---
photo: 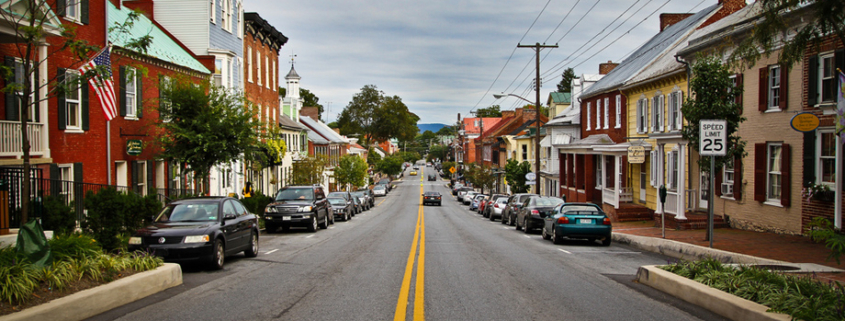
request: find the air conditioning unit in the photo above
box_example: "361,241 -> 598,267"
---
721,183 -> 733,196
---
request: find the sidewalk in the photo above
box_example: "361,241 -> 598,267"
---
614,220 -> 845,283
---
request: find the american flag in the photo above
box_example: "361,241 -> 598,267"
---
78,47 -> 117,121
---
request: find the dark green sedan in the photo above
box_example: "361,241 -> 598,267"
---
540,203 -> 612,246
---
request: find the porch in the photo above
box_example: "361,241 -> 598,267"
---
0,120 -> 45,158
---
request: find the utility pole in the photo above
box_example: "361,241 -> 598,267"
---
518,42 -> 558,194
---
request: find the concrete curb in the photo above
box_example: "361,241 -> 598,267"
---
613,232 -> 787,265
0,263 -> 182,321
636,265 -> 791,321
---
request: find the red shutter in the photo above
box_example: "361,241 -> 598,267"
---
758,67 -> 768,112
754,143 -> 766,202
735,73 -> 743,107
778,64 -> 788,110
733,155 -> 742,201
715,165 -> 723,197
781,144 -> 790,207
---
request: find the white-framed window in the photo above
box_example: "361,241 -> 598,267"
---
214,58 -> 224,87
767,143 -> 783,201
603,97 -> 609,129
596,155 -> 603,189
65,0 -> 81,22
257,51 -> 262,86
818,130 -> 836,186
125,67 -> 137,118
237,1 -> 244,38
136,162 -> 147,196
59,164 -> 74,201
238,57 -> 244,89
210,0 -> 216,23
272,60 -> 276,90
247,47 -> 253,83
160,76 -> 172,122
637,97 -> 648,133
819,52 -> 836,103
649,150 -> 657,187
768,65 -> 781,110
668,91 -> 682,131
723,159 -> 734,185
265,55 -> 270,89
667,149 -> 678,190
651,94 -> 664,132
596,99 -> 601,129
615,95 -> 621,128
65,70 -> 82,130
586,102 -> 592,130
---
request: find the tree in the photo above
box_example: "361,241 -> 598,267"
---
335,155 -> 368,190
327,121 -> 339,129
337,85 -> 381,145
680,55 -> 747,171
399,151 -> 422,164
728,0 -> 845,70
156,79 -> 263,191
441,161 -> 456,179
504,159 -> 531,194
0,4 -> 150,224
373,95 -> 419,142
465,164 -> 497,194
556,67 -> 577,93
367,148 -> 382,166
474,105 -> 502,118
376,155 -> 404,178
428,145 -> 449,162
279,87 -> 325,120
337,85 -> 419,146
287,155 -> 328,186
436,126 -> 455,136
416,130 -> 437,144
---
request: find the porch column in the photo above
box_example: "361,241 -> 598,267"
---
39,42 -> 50,158
676,143 -> 687,220
614,154 -> 621,209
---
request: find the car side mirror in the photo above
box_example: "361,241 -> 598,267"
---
223,213 -> 237,221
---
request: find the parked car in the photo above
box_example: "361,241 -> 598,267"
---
487,197 -> 510,221
328,197 -> 353,221
351,195 -> 364,214
328,191 -> 358,216
462,191 -> 478,205
451,183 -> 464,195
264,185 -> 332,233
357,188 -> 375,207
501,193 -> 539,226
469,194 -> 487,211
482,194 -> 508,218
351,191 -> 371,210
373,185 -> 387,197
377,178 -> 392,192
456,188 -> 471,200
515,196 -> 565,233
422,191 -> 442,206
128,197 -> 259,270
541,202 -> 612,246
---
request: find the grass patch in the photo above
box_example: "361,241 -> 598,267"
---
663,258 -> 845,321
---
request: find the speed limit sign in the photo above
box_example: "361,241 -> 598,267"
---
700,120 -> 727,156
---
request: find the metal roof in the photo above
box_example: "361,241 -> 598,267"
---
306,129 -> 329,144
285,65 -> 300,79
549,92 -> 571,104
107,1 -> 209,74
300,116 -> 348,144
278,114 -> 307,131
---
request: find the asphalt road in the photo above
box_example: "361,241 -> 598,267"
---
89,166 -> 727,321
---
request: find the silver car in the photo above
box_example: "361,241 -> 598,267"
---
463,191 -> 478,205
488,197 -> 509,220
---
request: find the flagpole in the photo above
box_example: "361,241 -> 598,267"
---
106,44 -> 113,186
836,68 -> 844,229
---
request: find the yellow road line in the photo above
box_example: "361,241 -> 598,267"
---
414,202 -> 425,320
393,179 -> 426,321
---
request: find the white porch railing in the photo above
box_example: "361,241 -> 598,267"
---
619,187 -> 633,203
602,188 -> 617,208
0,120 -> 44,157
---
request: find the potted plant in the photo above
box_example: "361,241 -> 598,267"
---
804,182 -> 834,202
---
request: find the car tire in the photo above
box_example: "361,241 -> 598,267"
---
542,227 -> 551,240
501,213 -> 508,224
489,213 -> 495,221
211,239 -> 225,270
308,217 -> 318,232
523,219 -> 531,234
244,231 -> 259,257
346,211 -> 351,221
601,237 -> 611,246
552,228 -> 563,245
329,209 -> 335,224
319,213 -> 329,229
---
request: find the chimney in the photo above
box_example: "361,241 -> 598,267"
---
659,13 -> 693,32
301,107 -> 320,120
599,61 -> 618,75
699,0 -> 747,29
123,0 -> 155,20
333,128 -> 341,134
501,110 -> 515,119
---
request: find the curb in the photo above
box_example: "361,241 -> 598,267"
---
0,263 -> 183,321
636,265 -> 791,321
613,232 -> 786,265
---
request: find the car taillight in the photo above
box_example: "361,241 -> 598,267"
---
494,204 -> 500,208
531,210 -> 539,215
557,217 -> 570,224
603,218 -> 611,225
436,197 -> 441,200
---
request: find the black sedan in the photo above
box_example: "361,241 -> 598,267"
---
329,197 -> 352,221
515,196 -> 565,233
422,191 -> 442,206
128,197 -> 259,270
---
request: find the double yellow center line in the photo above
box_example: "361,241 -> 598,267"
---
393,169 -> 426,321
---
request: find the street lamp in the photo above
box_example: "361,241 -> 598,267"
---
493,93 -> 541,193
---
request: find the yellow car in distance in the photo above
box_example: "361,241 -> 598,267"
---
410,171 -> 418,176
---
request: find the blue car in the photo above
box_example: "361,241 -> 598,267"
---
540,203 -> 612,246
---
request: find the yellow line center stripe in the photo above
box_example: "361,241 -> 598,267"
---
394,168 -> 426,321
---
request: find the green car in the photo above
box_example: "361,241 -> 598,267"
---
540,203 -> 612,246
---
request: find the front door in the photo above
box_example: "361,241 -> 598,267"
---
699,171 -> 709,209
640,170 -> 646,202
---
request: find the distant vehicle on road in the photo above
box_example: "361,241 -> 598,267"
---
373,185 -> 387,196
410,171 -> 418,176
422,191 -> 442,206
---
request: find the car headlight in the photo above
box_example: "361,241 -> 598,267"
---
265,206 -> 278,213
298,206 -> 313,212
128,237 -> 142,245
184,235 -> 210,243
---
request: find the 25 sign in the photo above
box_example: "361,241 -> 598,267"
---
699,120 -> 727,156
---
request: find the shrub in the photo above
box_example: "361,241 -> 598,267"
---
82,188 -> 162,252
806,217 -> 845,264
240,191 -> 273,215
40,195 -> 77,236
48,233 -> 101,261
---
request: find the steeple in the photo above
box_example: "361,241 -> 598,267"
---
286,54 -> 300,101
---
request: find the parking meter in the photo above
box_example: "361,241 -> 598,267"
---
659,185 -> 667,238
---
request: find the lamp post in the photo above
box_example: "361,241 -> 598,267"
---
493,93 -> 541,193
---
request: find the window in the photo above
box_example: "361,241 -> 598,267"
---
667,150 -> 678,190
65,71 -> 81,130
767,144 -> 782,201
60,165 -> 73,201
237,57 -> 244,89
134,161 -> 147,196
595,99 -> 601,129
636,98 -> 648,133
265,55 -> 270,89
667,91 -> 682,131
586,102 -> 591,130
649,150 -> 657,187
522,145 -> 528,161
603,97 -> 609,129
247,47 -> 253,83
214,58 -> 224,87
596,156 -> 603,189
272,60 -> 276,90
820,53 -> 836,103
768,65 -> 780,109
818,130 -> 836,186
210,0 -> 216,23
651,94 -> 663,132
723,159 -> 734,185
257,51 -> 262,86
222,0 -> 231,31
615,95 -> 621,128
237,2 -> 244,38
66,0 -> 80,22
124,67 -> 137,118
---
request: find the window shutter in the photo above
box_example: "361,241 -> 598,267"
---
73,163 -> 83,183
81,0 -> 89,24
758,67 -> 768,112
136,72 -> 143,118
81,79 -> 89,131
715,165 -> 723,197
131,161 -> 138,190
677,91 -> 684,131
778,64 -> 788,110
735,73 -> 743,107
781,144 -> 791,207
119,66 -> 126,116
636,100 -> 642,133
808,55 -> 819,107
147,160 -> 154,194
49,164 -> 61,197
57,68 -> 66,130
803,131 -> 816,187
57,0 -> 66,16
754,143 -> 766,202
734,155 -> 742,201
659,95 -> 665,132
49,164 -> 60,180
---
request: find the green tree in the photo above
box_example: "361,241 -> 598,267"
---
504,159 -> 531,194
156,79 -> 262,192
335,155 -> 368,190
728,0 -> 845,70
556,68 -> 577,93
464,164 -> 497,194
337,85 -> 419,146
436,126 -> 455,136
441,161 -> 456,179
416,130 -> 437,144
287,155 -> 328,186
367,148 -> 382,166
680,55 -> 747,171
373,95 -> 419,142
399,151 -> 422,164
428,145 -> 449,162
376,155 -> 405,178
474,105 -> 502,118
327,121 -> 339,129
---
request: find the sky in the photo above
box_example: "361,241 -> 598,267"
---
246,0 -> 731,126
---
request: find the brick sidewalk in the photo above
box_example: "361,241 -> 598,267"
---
614,220 -> 845,284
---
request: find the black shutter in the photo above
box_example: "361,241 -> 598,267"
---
119,66 -> 126,117
49,164 -> 61,198
136,72 -> 143,118
57,68 -> 66,130
808,55 -> 818,107
758,67 -> 768,112
57,0 -> 66,16
147,160 -> 154,193
4,57 -> 15,120
837,49 -> 845,74
754,143 -> 766,202
779,64 -> 788,110
131,161 -> 138,191
781,144 -> 791,207
73,163 -> 82,183
80,0 -> 89,24
803,131 -> 816,187
81,79 -> 89,130
734,155 -> 742,201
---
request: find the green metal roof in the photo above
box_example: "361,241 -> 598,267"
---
549,92 -> 571,104
107,2 -> 209,74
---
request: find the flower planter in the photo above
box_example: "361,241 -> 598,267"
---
812,190 -> 835,202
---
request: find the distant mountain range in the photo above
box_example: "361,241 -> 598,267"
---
417,123 -> 448,133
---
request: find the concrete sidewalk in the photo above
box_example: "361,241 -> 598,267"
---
613,220 -> 845,283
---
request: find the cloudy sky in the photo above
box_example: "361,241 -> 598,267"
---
246,0 -> 725,125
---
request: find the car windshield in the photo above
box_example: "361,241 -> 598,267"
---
424,192 -> 440,196
328,192 -> 348,200
351,192 -> 365,197
475,195 -> 487,200
533,198 -> 564,207
496,198 -> 509,204
328,198 -> 346,206
275,188 -> 315,201
561,205 -> 601,215
156,203 -> 219,222
374,186 -> 385,190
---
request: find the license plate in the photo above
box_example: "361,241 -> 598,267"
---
579,219 -> 592,224
282,216 -> 291,221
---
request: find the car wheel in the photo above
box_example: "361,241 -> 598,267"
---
501,213 -> 508,224
346,211 -> 351,221
244,231 -> 259,257
601,237 -> 611,246
515,217 -> 522,230
211,239 -> 225,270
319,213 -> 329,229
489,212 -> 495,221
329,210 -> 335,224
308,217 -> 318,232
523,219 -> 531,234
542,227 -> 551,240
552,228 -> 563,245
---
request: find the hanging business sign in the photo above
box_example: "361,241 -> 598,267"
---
126,140 -> 143,156
627,146 -> 645,164
790,112 -> 820,132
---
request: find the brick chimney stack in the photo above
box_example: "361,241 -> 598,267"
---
699,0 -> 747,29
501,110 -> 515,119
599,61 -> 618,75
301,107 -> 320,120
659,13 -> 693,32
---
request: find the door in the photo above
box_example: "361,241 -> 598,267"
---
699,172 -> 709,209
222,200 -> 246,251
640,171 -> 646,202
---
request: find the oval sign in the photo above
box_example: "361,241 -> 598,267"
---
790,112 -> 820,132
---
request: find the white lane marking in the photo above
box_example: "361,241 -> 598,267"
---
570,251 -> 641,254
306,235 -> 316,238
264,249 -> 278,255
558,249 -> 572,254
523,235 -> 532,238
503,227 -> 510,230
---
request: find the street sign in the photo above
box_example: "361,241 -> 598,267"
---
627,146 -> 645,164
526,180 -> 536,185
699,120 -> 727,156
449,167 -> 456,174
525,172 -> 536,181
126,140 -> 143,156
